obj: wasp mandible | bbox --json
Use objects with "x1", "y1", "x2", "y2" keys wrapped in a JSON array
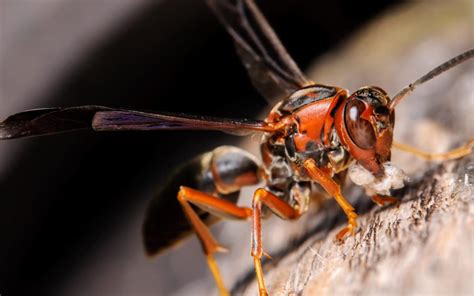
[{"x1": 0, "y1": 0, "x2": 473, "y2": 295}]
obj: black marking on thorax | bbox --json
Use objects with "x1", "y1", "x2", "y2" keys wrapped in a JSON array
[{"x1": 278, "y1": 85, "x2": 337, "y2": 114}]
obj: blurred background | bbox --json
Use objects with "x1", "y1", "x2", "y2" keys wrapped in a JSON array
[{"x1": 0, "y1": 0, "x2": 472, "y2": 295}]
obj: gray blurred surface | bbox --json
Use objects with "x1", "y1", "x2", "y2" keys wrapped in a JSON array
[
  {"x1": 0, "y1": 0, "x2": 150, "y2": 115},
  {"x1": 0, "y1": 0, "x2": 151, "y2": 174}
]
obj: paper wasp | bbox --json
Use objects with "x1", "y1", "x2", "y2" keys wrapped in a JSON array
[{"x1": 1, "y1": 0, "x2": 473, "y2": 295}]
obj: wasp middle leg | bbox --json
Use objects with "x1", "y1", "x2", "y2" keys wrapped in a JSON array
[
  {"x1": 250, "y1": 188, "x2": 301, "y2": 296},
  {"x1": 143, "y1": 146, "x2": 261, "y2": 296}
]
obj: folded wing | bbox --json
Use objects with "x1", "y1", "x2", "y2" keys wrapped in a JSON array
[
  {"x1": 0, "y1": 106, "x2": 273, "y2": 139},
  {"x1": 0, "y1": 106, "x2": 111, "y2": 139},
  {"x1": 207, "y1": 0, "x2": 312, "y2": 104}
]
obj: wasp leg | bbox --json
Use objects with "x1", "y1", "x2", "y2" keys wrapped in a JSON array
[
  {"x1": 251, "y1": 188, "x2": 300, "y2": 296},
  {"x1": 393, "y1": 139, "x2": 474, "y2": 160},
  {"x1": 304, "y1": 159, "x2": 358, "y2": 241},
  {"x1": 177, "y1": 186, "x2": 252, "y2": 296},
  {"x1": 371, "y1": 194, "x2": 399, "y2": 207}
]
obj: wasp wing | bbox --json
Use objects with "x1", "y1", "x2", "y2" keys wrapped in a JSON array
[
  {"x1": 0, "y1": 105, "x2": 112, "y2": 139},
  {"x1": 0, "y1": 106, "x2": 272, "y2": 139},
  {"x1": 207, "y1": 0, "x2": 312, "y2": 104},
  {"x1": 92, "y1": 110, "x2": 273, "y2": 135}
]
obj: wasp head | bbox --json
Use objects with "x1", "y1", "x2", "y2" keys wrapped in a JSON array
[{"x1": 336, "y1": 86, "x2": 395, "y2": 177}]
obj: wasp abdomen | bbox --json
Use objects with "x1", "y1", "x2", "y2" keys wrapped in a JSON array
[
  {"x1": 210, "y1": 146, "x2": 261, "y2": 195},
  {"x1": 143, "y1": 146, "x2": 260, "y2": 256}
]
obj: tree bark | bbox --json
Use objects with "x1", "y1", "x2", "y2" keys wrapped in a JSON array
[{"x1": 234, "y1": 156, "x2": 474, "y2": 295}]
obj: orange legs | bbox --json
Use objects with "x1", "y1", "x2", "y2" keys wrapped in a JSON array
[
  {"x1": 177, "y1": 186, "x2": 252, "y2": 296},
  {"x1": 304, "y1": 159, "x2": 358, "y2": 241},
  {"x1": 250, "y1": 188, "x2": 300, "y2": 296},
  {"x1": 176, "y1": 137, "x2": 474, "y2": 295},
  {"x1": 371, "y1": 194, "x2": 399, "y2": 207},
  {"x1": 393, "y1": 139, "x2": 473, "y2": 160},
  {"x1": 178, "y1": 186, "x2": 301, "y2": 296}
]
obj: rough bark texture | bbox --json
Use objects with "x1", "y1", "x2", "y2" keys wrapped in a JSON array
[
  {"x1": 231, "y1": 0, "x2": 474, "y2": 295},
  {"x1": 234, "y1": 157, "x2": 474, "y2": 295}
]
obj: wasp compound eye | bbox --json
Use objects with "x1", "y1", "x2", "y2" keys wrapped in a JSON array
[
  {"x1": 344, "y1": 100, "x2": 376, "y2": 149},
  {"x1": 374, "y1": 105, "x2": 389, "y2": 116}
]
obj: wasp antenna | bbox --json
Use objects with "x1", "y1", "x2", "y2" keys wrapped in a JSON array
[{"x1": 389, "y1": 48, "x2": 474, "y2": 110}]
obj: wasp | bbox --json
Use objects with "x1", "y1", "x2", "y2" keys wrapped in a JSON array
[{"x1": 0, "y1": 0, "x2": 473, "y2": 295}]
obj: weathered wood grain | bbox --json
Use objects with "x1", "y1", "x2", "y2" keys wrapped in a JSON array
[{"x1": 234, "y1": 156, "x2": 473, "y2": 295}]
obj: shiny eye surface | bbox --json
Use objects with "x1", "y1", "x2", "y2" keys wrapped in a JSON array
[
  {"x1": 374, "y1": 106, "x2": 389, "y2": 116},
  {"x1": 344, "y1": 100, "x2": 376, "y2": 149}
]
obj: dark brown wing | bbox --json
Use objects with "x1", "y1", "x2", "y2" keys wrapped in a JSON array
[
  {"x1": 0, "y1": 106, "x2": 112, "y2": 139},
  {"x1": 0, "y1": 106, "x2": 273, "y2": 139},
  {"x1": 207, "y1": 0, "x2": 312, "y2": 104},
  {"x1": 92, "y1": 110, "x2": 273, "y2": 135}
]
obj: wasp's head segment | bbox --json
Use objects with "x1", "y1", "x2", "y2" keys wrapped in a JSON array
[{"x1": 337, "y1": 86, "x2": 395, "y2": 177}]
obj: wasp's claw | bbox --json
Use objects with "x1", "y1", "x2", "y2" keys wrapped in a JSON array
[
  {"x1": 336, "y1": 214, "x2": 358, "y2": 241},
  {"x1": 372, "y1": 195, "x2": 399, "y2": 207}
]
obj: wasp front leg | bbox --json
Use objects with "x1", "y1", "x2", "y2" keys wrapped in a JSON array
[
  {"x1": 304, "y1": 158, "x2": 358, "y2": 241},
  {"x1": 393, "y1": 139, "x2": 474, "y2": 160}
]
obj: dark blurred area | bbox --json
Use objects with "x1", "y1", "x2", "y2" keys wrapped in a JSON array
[{"x1": 0, "y1": 0, "x2": 401, "y2": 295}]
